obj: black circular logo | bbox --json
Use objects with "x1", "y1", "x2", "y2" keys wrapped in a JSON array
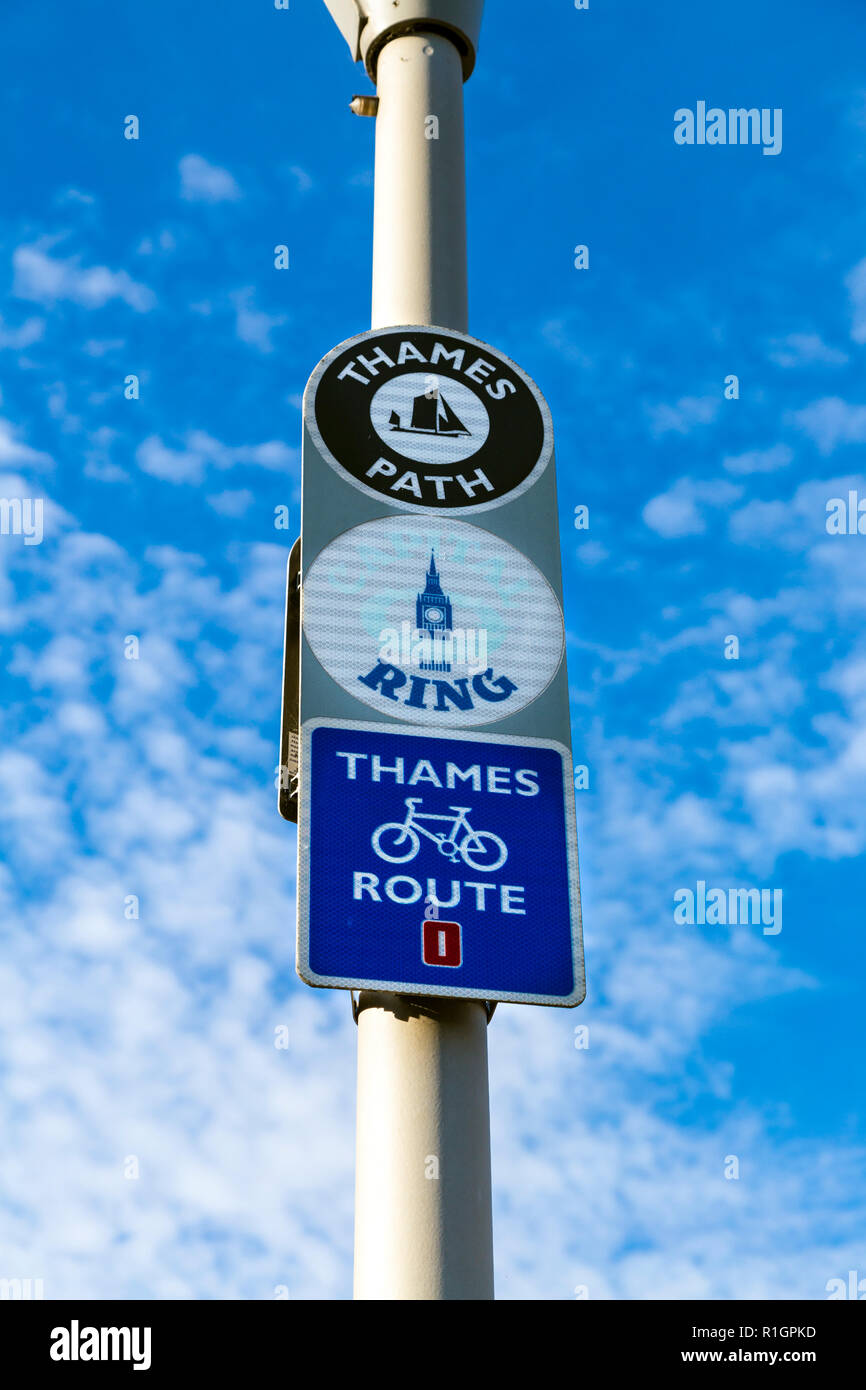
[{"x1": 307, "y1": 326, "x2": 551, "y2": 512}]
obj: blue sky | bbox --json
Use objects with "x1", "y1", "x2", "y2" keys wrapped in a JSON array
[{"x1": 1, "y1": 0, "x2": 865, "y2": 1299}]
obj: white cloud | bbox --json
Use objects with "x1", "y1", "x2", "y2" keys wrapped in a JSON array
[
  {"x1": 643, "y1": 477, "x2": 741, "y2": 538},
  {"x1": 793, "y1": 397, "x2": 866, "y2": 454},
  {"x1": 646, "y1": 396, "x2": 719, "y2": 437},
  {"x1": 179, "y1": 154, "x2": 242, "y2": 203},
  {"x1": 768, "y1": 333, "x2": 848, "y2": 367},
  {"x1": 83, "y1": 426, "x2": 128, "y2": 483},
  {"x1": 136, "y1": 229, "x2": 176, "y2": 257},
  {"x1": 207, "y1": 489, "x2": 255, "y2": 518},
  {"x1": 136, "y1": 435, "x2": 204, "y2": 485},
  {"x1": 723, "y1": 444, "x2": 792, "y2": 475},
  {"x1": 845, "y1": 256, "x2": 866, "y2": 343},
  {"x1": 13, "y1": 241, "x2": 155, "y2": 312},
  {"x1": 9, "y1": 632, "x2": 95, "y2": 692},
  {"x1": 136, "y1": 431, "x2": 297, "y2": 486},
  {"x1": 0, "y1": 748, "x2": 76, "y2": 869},
  {"x1": 82, "y1": 337, "x2": 125, "y2": 357},
  {"x1": 0, "y1": 420, "x2": 52, "y2": 469},
  {"x1": 729, "y1": 475, "x2": 853, "y2": 550},
  {"x1": 0, "y1": 315, "x2": 44, "y2": 350},
  {"x1": 662, "y1": 653, "x2": 804, "y2": 732},
  {"x1": 576, "y1": 540, "x2": 609, "y2": 566},
  {"x1": 47, "y1": 382, "x2": 82, "y2": 433},
  {"x1": 186, "y1": 430, "x2": 295, "y2": 472},
  {"x1": 231, "y1": 287, "x2": 287, "y2": 353},
  {"x1": 823, "y1": 651, "x2": 866, "y2": 709},
  {"x1": 288, "y1": 165, "x2": 313, "y2": 193},
  {"x1": 541, "y1": 318, "x2": 594, "y2": 368}
]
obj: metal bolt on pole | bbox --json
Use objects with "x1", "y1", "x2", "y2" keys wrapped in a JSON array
[{"x1": 321, "y1": 0, "x2": 493, "y2": 1301}]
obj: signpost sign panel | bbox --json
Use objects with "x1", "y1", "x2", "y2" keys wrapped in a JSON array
[
  {"x1": 298, "y1": 722, "x2": 583, "y2": 1006},
  {"x1": 306, "y1": 325, "x2": 551, "y2": 513},
  {"x1": 294, "y1": 324, "x2": 584, "y2": 1006},
  {"x1": 301, "y1": 516, "x2": 564, "y2": 729}
]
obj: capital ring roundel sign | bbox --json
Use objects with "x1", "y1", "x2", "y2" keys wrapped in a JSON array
[
  {"x1": 302, "y1": 515, "x2": 565, "y2": 728},
  {"x1": 305, "y1": 325, "x2": 553, "y2": 514}
]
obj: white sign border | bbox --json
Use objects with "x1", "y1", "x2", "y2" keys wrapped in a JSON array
[
  {"x1": 296, "y1": 718, "x2": 585, "y2": 1008},
  {"x1": 303, "y1": 323, "x2": 555, "y2": 517}
]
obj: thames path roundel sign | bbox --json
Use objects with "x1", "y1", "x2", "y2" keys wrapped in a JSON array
[{"x1": 306, "y1": 325, "x2": 552, "y2": 513}]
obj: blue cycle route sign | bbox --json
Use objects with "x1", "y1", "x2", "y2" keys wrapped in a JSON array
[{"x1": 297, "y1": 720, "x2": 584, "y2": 1007}]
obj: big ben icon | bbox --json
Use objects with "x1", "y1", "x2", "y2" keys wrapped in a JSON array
[{"x1": 416, "y1": 551, "x2": 453, "y2": 672}]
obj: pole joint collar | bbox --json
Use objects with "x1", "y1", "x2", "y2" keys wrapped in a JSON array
[
  {"x1": 351, "y1": 991, "x2": 496, "y2": 1023},
  {"x1": 323, "y1": 1, "x2": 485, "y2": 83}
]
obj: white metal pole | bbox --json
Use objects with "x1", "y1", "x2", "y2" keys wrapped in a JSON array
[
  {"x1": 354, "y1": 26, "x2": 494, "y2": 1302},
  {"x1": 370, "y1": 31, "x2": 468, "y2": 332},
  {"x1": 354, "y1": 992, "x2": 493, "y2": 1299}
]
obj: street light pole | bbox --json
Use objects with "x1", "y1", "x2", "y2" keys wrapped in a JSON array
[
  {"x1": 370, "y1": 31, "x2": 468, "y2": 332},
  {"x1": 354, "y1": 992, "x2": 493, "y2": 1300},
  {"x1": 321, "y1": 0, "x2": 493, "y2": 1301}
]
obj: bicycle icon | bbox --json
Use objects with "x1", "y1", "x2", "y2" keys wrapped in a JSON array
[{"x1": 372, "y1": 797, "x2": 508, "y2": 872}]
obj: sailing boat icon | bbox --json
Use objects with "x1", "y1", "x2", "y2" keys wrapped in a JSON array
[{"x1": 389, "y1": 387, "x2": 472, "y2": 438}]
